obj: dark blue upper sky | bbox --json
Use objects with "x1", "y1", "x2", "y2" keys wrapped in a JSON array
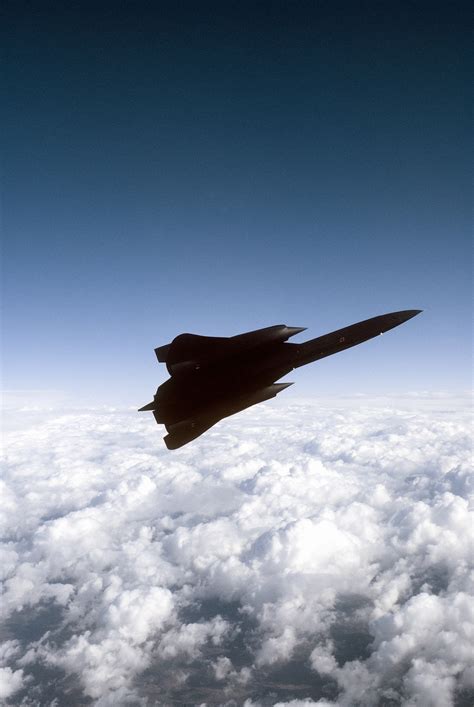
[{"x1": 3, "y1": 1, "x2": 471, "y2": 403}]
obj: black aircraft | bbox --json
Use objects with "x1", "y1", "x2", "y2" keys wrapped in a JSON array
[{"x1": 140, "y1": 310, "x2": 422, "y2": 449}]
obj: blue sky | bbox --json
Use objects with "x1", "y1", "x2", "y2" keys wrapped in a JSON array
[{"x1": 3, "y1": 1, "x2": 471, "y2": 405}]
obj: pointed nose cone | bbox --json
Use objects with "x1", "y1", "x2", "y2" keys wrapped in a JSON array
[{"x1": 396, "y1": 309, "x2": 423, "y2": 323}]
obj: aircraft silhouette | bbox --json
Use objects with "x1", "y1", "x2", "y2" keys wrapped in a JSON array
[{"x1": 140, "y1": 310, "x2": 422, "y2": 449}]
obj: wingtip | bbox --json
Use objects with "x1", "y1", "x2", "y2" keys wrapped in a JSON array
[
  {"x1": 286, "y1": 326, "x2": 307, "y2": 338},
  {"x1": 138, "y1": 401, "x2": 156, "y2": 412},
  {"x1": 273, "y1": 382, "x2": 294, "y2": 392}
]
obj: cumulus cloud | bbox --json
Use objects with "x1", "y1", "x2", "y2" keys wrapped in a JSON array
[
  {"x1": 1, "y1": 397, "x2": 472, "y2": 705},
  {"x1": 0, "y1": 642, "x2": 27, "y2": 700}
]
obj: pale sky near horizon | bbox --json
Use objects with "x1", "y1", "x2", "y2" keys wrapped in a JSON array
[{"x1": 3, "y1": 1, "x2": 471, "y2": 406}]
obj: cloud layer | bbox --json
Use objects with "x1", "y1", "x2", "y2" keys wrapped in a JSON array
[{"x1": 1, "y1": 397, "x2": 472, "y2": 705}]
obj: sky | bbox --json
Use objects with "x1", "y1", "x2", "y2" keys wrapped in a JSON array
[
  {"x1": 2, "y1": 1, "x2": 472, "y2": 406},
  {"x1": 1, "y1": 5, "x2": 473, "y2": 705}
]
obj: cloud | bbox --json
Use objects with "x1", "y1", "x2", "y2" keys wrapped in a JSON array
[
  {"x1": 1, "y1": 398, "x2": 472, "y2": 704},
  {"x1": 0, "y1": 642, "x2": 27, "y2": 700}
]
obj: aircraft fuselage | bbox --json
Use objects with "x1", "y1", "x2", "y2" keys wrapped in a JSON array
[{"x1": 140, "y1": 310, "x2": 421, "y2": 449}]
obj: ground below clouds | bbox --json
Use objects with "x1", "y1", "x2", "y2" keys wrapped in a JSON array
[{"x1": 1, "y1": 398, "x2": 473, "y2": 706}]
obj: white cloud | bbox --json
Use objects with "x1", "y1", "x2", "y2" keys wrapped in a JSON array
[
  {"x1": 0, "y1": 642, "x2": 26, "y2": 700},
  {"x1": 0, "y1": 667, "x2": 25, "y2": 700},
  {"x1": 1, "y1": 398, "x2": 472, "y2": 704}
]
